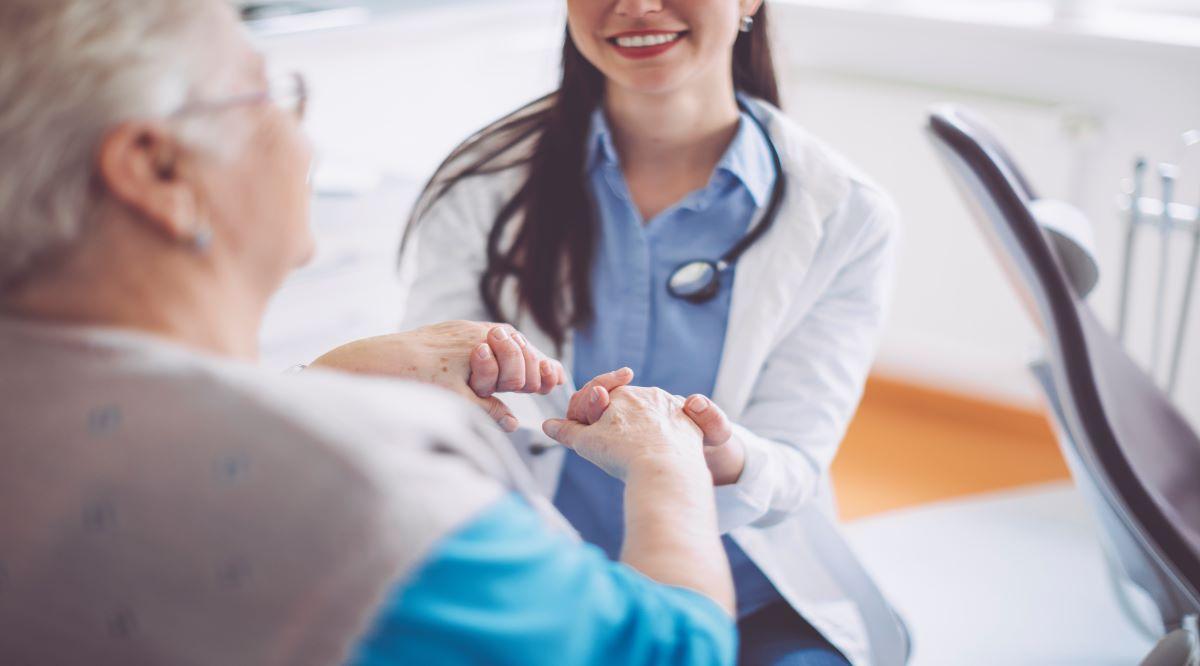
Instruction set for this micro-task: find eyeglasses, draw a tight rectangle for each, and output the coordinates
[169,71,308,121]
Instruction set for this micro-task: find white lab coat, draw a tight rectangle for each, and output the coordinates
[399,99,910,665]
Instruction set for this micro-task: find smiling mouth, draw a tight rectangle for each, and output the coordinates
[607,31,688,49]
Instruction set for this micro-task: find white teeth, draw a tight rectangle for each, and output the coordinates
[614,32,680,48]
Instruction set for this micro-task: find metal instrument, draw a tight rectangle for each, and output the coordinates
[1115,133,1200,398]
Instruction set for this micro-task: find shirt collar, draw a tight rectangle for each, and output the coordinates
[585,107,619,173]
[716,106,775,208]
[585,101,776,208]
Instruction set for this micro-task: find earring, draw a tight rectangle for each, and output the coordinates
[739,15,754,32]
[192,225,214,253]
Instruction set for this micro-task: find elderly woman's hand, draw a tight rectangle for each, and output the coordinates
[565,371,745,485]
[542,384,706,481]
[310,321,566,432]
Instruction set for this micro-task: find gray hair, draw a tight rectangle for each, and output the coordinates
[0,0,230,287]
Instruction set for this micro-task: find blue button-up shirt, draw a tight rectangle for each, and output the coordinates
[554,104,781,619]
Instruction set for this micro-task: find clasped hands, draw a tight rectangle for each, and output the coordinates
[544,367,746,485]
[311,320,744,485]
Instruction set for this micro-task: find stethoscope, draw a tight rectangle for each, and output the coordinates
[666,99,787,303]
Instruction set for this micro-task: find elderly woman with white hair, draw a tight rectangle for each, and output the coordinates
[0,1,738,664]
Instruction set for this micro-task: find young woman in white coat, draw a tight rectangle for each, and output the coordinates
[399,1,909,663]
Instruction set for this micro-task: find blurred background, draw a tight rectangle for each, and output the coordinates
[243,1,1200,662]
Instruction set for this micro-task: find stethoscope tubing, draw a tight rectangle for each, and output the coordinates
[666,98,786,302]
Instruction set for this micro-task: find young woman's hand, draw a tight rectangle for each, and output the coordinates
[565,371,745,485]
[309,321,566,432]
[543,385,707,482]
[680,394,746,486]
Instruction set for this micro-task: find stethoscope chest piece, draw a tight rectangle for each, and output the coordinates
[668,259,728,303]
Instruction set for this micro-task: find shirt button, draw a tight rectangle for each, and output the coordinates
[215,455,250,482]
[82,502,116,531]
[107,608,137,638]
[217,558,252,589]
[87,405,122,436]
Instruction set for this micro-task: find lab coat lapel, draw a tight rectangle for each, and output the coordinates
[712,193,823,420]
[712,105,847,420]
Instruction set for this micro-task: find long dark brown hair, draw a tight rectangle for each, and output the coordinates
[402,5,780,350]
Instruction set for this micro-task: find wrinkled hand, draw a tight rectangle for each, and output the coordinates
[543,384,705,481]
[566,371,743,485]
[310,321,566,432]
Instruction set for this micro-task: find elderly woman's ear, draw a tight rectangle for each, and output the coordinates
[96,121,208,249]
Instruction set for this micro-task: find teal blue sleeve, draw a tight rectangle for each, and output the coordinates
[349,493,736,666]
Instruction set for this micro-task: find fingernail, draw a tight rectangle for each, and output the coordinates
[688,397,709,413]
[514,333,527,348]
[590,387,602,403]
[493,328,510,341]
[499,416,519,432]
[540,360,553,376]
[543,420,561,437]
[476,344,491,360]
[618,367,632,376]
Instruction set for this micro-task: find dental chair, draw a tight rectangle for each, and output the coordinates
[926,106,1200,664]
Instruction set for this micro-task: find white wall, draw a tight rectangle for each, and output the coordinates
[769,1,1200,428]
[257,0,1200,427]
[257,1,566,181]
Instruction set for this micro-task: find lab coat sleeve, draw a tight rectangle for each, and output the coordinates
[713,188,900,533]
[398,181,496,329]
